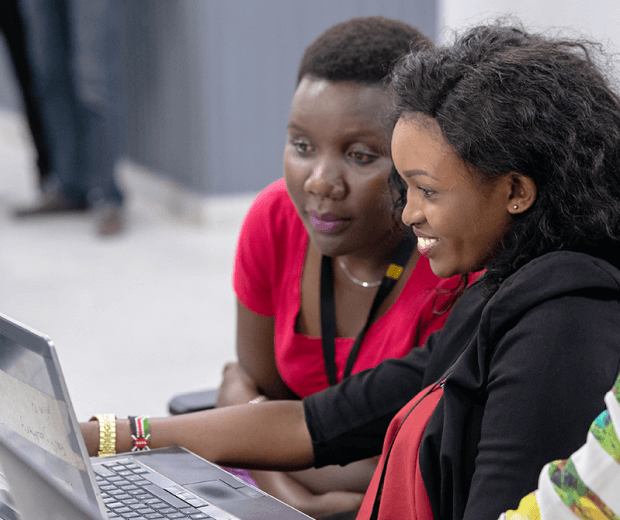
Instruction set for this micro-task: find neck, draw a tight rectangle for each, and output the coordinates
[337,232,403,281]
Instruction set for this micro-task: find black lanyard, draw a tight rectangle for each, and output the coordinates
[319,237,415,386]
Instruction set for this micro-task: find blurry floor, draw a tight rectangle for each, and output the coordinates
[0,109,257,421]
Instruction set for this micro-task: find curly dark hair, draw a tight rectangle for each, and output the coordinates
[390,22,620,294]
[296,16,432,86]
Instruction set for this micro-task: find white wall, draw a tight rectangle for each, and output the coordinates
[440,0,620,53]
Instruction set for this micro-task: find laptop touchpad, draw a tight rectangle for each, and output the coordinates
[186,480,245,502]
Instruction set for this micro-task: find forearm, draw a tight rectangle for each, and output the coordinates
[82,400,314,471]
[239,361,297,401]
[305,353,427,467]
[287,458,378,494]
[249,470,365,518]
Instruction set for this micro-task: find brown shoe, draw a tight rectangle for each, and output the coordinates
[97,205,124,236]
[13,191,88,217]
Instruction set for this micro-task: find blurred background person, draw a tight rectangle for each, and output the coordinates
[0,0,50,189]
[13,0,125,236]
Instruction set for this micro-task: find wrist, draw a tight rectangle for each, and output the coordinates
[129,416,151,451]
[248,395,269,404]
[89,414,116,457]
[216,386,264,407]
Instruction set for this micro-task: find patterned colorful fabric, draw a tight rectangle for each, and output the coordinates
[500,371,620,520]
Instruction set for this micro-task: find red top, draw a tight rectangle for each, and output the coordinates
[357,383,444,520]
[233,179,461,398]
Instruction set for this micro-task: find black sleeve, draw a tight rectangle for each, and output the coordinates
[462,290,620,520]
[303,330,436,468]
[303,280,489,468]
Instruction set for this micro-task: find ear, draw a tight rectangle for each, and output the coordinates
[506,173,536,215]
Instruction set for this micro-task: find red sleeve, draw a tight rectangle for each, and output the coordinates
[233,179,290,316]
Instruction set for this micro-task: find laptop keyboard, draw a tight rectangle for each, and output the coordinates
[93,459,239,520]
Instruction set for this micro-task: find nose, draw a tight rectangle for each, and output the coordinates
[304,154,346,200]
[402,189,425,228]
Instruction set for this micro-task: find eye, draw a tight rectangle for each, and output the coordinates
[291,139,312,155]
[418,186,435,198]
[347,144,380,165]
[351,151,378,165]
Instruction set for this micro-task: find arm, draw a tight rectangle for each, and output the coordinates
[234,300,296,401]
[305,344,433,467]
[302,277,484,468]
[230,180,299,403]
[216,361,263,408]
[229,304,368,516]
[82,334,434,477]
[217,301,296,407]
[217,300,297,408]
[81,400,313,470]
[250,471,365,518]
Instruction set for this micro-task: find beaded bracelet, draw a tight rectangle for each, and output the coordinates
[128,416,151,451]
[89,414,116,457]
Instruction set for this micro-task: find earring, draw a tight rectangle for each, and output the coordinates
[513,205,518,210]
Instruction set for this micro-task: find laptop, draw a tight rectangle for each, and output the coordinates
[0,313,311,520]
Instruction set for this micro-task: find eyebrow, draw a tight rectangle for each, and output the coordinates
[401,169,437,180]
[287,123,386,142]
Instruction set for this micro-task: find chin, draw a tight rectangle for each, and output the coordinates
[428,260,460,279]
[309,235,346,258]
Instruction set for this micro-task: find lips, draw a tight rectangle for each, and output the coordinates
[308,211,346,233]
[415,234,439,256]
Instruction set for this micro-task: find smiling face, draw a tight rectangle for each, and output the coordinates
[284,77,396,259]
[391,114,515,278]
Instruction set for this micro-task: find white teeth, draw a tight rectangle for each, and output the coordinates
[418,237,438,249]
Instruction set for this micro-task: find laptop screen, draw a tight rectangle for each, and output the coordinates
[0,314,312,520]
[0,322,101,511]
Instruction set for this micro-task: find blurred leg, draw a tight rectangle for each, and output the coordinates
[15,0,124,233]
[1,0,51,186]
[17,0,86,204]
[69,0,124,210]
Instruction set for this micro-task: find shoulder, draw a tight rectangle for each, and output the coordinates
[239,178,302,240]
[475,252,620,382]
[244,178,295,220]
[485,251,620,322]
[234,179,305,312]
[501,251,620,292]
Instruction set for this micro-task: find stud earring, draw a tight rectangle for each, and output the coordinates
[513,205,518,210]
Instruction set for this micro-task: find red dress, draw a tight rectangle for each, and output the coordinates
[233,179,462,398]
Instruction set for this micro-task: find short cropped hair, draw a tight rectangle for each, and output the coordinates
[390,22,620,293]
[296,16,432,86]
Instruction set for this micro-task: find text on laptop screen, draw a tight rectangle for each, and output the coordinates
[0,335,98,504]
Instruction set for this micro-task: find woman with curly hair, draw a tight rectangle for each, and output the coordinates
[83,22,620,520]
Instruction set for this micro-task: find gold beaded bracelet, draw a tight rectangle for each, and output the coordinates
[89,414,117,457]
